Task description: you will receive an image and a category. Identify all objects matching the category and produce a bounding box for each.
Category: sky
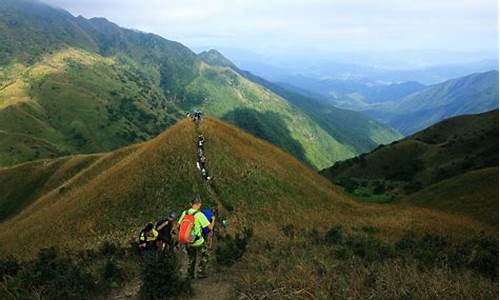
[43,0,499,66]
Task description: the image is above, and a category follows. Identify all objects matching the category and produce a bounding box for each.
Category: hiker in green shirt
[178,196,215,279]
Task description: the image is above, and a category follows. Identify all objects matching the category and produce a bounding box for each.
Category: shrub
[0,256,20,278]
[450,235,498,280]
[334,246,351,260]
[140,251,190,299]
[403,181,423,194]
[216,228,253,267]
[386,159,424,181]
[308,228,323,244]
[337,178,359,193]
[98,241,124,258]
[12,247,97,300]
[346,234,394,262]
[361,225,381,234]
[324,226,344,245]
[101,259,126,284]
[373,182,386,194]
[281,224,296,238]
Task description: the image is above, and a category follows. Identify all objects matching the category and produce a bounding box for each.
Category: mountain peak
[198,49,238,69]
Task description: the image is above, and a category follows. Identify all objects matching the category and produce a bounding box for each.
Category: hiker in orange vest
[178,195,215,279]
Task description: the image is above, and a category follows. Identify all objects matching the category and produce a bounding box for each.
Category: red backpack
[178,211,198,244]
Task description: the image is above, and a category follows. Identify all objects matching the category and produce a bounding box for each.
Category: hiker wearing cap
[155,212,179,251]
[178,196,215,279]
[138,223,159,253]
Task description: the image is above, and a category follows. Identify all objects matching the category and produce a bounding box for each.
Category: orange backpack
[178,211,198,244]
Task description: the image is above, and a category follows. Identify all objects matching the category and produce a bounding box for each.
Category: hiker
[197,147,204,159]
[138,223,159,253]
[197,155,207,171]
[201,208,216,249]
[204,168,212,181]
[197,135,205,148]
[155,212,179,251]
[178,196,215,279]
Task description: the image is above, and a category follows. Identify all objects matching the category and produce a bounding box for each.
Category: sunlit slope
[0,48,181,166]
[186,62,356,169]
[0,118,487,257]
[322,110,499,224]
[0,0,404,170]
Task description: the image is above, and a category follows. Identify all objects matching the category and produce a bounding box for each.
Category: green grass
[0,117,496,298]
[323,110,499,222]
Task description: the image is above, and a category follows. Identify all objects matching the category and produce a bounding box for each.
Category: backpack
[178,211,199,244]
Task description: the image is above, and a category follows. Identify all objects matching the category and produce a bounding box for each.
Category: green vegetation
[234,225,497,299]
[0,117,496,298]
[140,251,191,299]
[366,70,499,135]
[0,242,133,300]
[0,0,402,170]
[215,228,253,267]
[322,110,499,223]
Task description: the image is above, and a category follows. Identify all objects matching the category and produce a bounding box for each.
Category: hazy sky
[43,0,498,62]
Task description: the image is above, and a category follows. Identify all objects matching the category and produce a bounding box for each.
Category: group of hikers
[196,134,212,181]
[138,196,216,279]
[138,110,217,279]
[187,110,203,122]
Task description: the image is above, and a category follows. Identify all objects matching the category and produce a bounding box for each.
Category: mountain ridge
[0,0,401,169]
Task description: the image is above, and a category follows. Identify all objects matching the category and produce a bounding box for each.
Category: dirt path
[111,119,235,300]
[187,120,234,299]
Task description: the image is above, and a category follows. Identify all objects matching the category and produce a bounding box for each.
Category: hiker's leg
[197,244,209,277]
[186,246,197,278]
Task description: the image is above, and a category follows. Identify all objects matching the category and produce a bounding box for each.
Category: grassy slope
[366,71,499,135]
[199,50,403,156]
[0,117,488,256]
[402,167,498,226]
[0,48,180,166]
[0,117,495,298]
[187,62,354,168]
[0,1,404,170]
[322,110,498,223]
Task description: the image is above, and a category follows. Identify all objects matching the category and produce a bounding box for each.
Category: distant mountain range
[0,0,400,169]
[364,71,499,135]
[321,110,499,225]
[269,70,499,136]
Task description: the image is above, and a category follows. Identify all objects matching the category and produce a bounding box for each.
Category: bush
[98,241,125,258]
[0,256,20,278]
[403,181,423,194]
[140,251,190,299]
[450,235,498,280]
[324,226,344,244]
[216,228,253,267]
[101,259,126,284]
[373,182,386,194]
[346,234,394,262]
[281,224,296,238]
[0,247,97,300]
[337,178,359,193]
[385,159,424,181]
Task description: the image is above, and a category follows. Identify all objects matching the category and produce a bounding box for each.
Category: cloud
[42,0,498,58]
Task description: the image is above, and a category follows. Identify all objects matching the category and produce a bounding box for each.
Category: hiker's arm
[208,216,215,231]
[157,220,169,230]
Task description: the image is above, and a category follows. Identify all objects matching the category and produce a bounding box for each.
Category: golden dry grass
[0,117,492,258]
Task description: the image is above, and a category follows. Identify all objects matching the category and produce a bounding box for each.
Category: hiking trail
[189,119,233,299]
